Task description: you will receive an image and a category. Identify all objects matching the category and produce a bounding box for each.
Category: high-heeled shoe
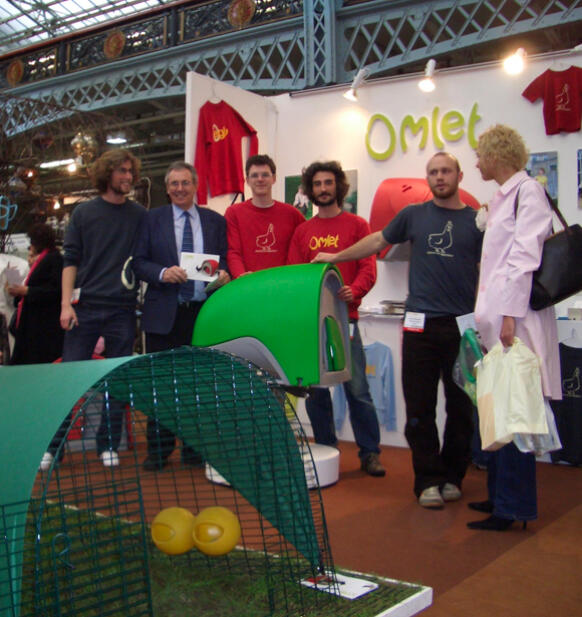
[467,515,527,531]
[468,500,494,513]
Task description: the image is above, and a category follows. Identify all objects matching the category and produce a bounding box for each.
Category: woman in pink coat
[471,124,561,531]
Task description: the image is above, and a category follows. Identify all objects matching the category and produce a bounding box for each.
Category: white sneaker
[441,482,462,502]
[39,452,54,471]
[418,486,444,509]
[100,451,120,467]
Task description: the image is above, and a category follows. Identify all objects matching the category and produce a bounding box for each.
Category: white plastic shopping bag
[476,338,548,451]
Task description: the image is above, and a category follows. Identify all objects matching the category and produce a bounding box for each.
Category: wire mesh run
[3,346,341,617]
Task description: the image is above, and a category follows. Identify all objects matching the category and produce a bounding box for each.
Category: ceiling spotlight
[106,131,128,145]
[418,59,436,92]
[503,48,526,75]
[40,158,75,169]
[344,68,370,102]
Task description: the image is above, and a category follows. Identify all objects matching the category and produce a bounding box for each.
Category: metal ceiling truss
[339,0,582,73]
[1,0,581,124]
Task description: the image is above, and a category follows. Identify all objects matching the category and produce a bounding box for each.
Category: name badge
[403,311,425,332]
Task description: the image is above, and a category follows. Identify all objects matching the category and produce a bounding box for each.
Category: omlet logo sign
[365,103,482,160]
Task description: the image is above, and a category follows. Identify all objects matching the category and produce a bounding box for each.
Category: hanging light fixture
[418,59,437,92]
[503,48,526,75]
[106,131,128,145]
[343,68,370,102]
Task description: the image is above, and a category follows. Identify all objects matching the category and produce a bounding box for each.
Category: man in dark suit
[133,161,230,470]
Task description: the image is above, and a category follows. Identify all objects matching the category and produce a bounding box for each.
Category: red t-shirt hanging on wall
[194,100,259,204]
[522,66,582,135]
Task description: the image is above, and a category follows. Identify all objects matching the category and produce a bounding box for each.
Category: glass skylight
[0,0,179,55]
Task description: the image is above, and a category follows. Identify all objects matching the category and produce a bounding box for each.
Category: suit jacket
[133,204,228,335]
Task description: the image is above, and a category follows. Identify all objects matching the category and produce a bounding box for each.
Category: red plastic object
[369,178,481,259]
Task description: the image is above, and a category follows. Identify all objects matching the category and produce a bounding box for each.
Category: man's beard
[431,184,457,200]
[111,182,131,196]
[313,193,335,207]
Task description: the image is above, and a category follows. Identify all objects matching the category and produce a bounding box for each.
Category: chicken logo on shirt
[255,223,276,253]
[563,367,581,398]
[555,84,571,112]
[212,123,229,142]
[427,221,454,256]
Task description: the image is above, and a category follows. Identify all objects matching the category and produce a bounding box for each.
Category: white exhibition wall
[186,54,582,448]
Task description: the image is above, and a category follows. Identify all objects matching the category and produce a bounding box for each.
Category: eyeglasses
[168,180,193,189]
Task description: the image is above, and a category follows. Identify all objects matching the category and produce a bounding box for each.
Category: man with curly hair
[288,160,385,477]
[46,149,146,470]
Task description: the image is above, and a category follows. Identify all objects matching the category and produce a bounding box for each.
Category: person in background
[225,154,304,278]
[7,223,63,365]
[288,160,385,477]
[0,314,8,365]
[44,148,146,470]
[312,153,483,506]
[133,161,230,471]
[469,124,561,531]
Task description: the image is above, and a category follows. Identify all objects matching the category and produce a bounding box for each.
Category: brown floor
[321,441,582,617]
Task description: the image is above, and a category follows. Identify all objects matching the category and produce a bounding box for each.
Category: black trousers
[145,302,203,461]
[401,316,474,496]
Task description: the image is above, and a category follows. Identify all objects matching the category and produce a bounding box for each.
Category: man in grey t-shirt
[40,149,145,472]
[312,152,483,509]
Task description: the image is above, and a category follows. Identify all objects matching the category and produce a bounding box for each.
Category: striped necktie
[179,211,195,302]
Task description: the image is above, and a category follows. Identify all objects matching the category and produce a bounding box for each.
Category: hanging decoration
[104,30,126,60]
[16,166,39,188]
[227,0,256,28]
[6,59,24,87]
[32,129,54,151]
[70,132,98,165]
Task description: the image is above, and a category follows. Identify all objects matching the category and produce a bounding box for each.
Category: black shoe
[181,453,204,468]
[142,455,169,471]
[360,453,386,477]
[467,515,526,531]
[468,500,494,513]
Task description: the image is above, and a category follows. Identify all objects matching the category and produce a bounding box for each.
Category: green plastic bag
[453,328,485,406]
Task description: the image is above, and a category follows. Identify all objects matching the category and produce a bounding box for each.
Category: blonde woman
[471,124,561,531]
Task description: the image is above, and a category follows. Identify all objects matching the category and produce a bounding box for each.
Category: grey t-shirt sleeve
[62,207,82,267]
[382,205,413,245]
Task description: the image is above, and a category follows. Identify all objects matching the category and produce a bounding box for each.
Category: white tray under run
[205,443,340,489]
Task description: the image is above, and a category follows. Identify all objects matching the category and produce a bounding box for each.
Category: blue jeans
[306,322,380,460]
[49,303,135,456]
[485,443,537,521]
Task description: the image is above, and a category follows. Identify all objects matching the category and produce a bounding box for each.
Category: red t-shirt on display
[194,100,259,204]
[522,66,582,135]
[287,211,376,320]
[225,200,305,278]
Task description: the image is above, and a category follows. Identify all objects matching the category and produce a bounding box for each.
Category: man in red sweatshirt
[287,160,385,477]
[225,154,304,277]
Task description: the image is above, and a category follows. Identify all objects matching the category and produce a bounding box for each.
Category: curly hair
[476,124,529,171]
[89,148,141,193]
[245,154,276,176]
[301,161,349,207]
[28,223,57,252]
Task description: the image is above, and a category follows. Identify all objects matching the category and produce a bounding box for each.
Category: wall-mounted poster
[285,169,358,220]
[577,149,582,209]
[526,151,558,202]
